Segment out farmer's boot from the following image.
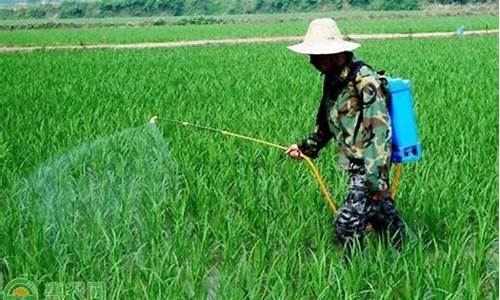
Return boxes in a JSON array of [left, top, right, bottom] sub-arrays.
[[368, 196, 406, 250]]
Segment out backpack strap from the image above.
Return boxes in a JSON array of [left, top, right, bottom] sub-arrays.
[[347, 60, 369, 84], [351, 63, 390, 146], [349, 60, 369, 144], [315, 60, 369, 140]]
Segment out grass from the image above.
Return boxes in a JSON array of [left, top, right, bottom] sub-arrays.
[[0, 15, 497, 47], [0, 35, 498, 298]]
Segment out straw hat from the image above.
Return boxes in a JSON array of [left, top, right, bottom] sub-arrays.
[[288, 18, 360, 55]]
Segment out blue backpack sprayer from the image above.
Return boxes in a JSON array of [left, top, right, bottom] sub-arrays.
[[386, 77, 422, 163], [346, 60, 422, 165], [380, 76, 422, 203]]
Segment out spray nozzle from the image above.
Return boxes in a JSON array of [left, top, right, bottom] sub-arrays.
[[150, 116, 159, 126]]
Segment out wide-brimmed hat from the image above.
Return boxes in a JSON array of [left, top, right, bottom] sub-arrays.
[[288, 18, 360, 55]]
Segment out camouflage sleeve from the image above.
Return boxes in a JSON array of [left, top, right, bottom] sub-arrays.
[[297, 124, 333, 158], [358, 75, 392, 193]]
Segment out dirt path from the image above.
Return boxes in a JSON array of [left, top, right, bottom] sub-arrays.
[[0, 29, 497, 53]]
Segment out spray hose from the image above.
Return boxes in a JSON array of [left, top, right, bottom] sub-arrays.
[[151, 116, 401, 216]]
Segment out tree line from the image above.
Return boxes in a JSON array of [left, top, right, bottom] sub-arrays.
[[0, 0, 493, 20]]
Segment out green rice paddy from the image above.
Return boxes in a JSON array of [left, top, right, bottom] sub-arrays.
[[0, 26, 498, 299], [0, 15, 497, 47]]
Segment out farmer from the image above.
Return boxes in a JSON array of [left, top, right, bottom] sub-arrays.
[[285, 18, 405, 251]]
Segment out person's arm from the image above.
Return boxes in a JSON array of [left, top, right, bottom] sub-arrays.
[[298, 74, 338, 158], [296, 123, 333, 159], [357, 75, 392, 198], [285, 121, 333, 160], [286, 77, 334, 160]]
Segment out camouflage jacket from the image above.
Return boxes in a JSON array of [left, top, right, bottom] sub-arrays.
[[297, 61, 392, 193]]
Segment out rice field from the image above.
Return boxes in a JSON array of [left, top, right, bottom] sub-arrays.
[[0, 15, 497, 47], [0, 10, 427, 26], [0, 31, 498, 298]]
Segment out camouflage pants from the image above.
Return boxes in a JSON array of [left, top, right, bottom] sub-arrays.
[[333, 164, 405, 251]]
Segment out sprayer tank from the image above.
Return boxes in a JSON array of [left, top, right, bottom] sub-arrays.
[[387, 77, 422, 163]]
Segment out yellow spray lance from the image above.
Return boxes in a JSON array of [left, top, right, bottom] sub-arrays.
[[150, 116, 402, 216]]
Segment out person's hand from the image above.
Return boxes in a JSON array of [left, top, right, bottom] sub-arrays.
[[370, 189, 390, 202], [285, 144, 304, 160]]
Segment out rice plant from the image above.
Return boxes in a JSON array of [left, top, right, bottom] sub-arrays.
[[0, 35, 498, 299]]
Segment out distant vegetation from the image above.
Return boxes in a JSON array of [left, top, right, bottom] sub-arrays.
[[0, 0, 496, 20], [1, 15, 498, 46]]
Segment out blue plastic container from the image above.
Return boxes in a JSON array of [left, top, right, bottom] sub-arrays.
[[387, 77, 422, 163]]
